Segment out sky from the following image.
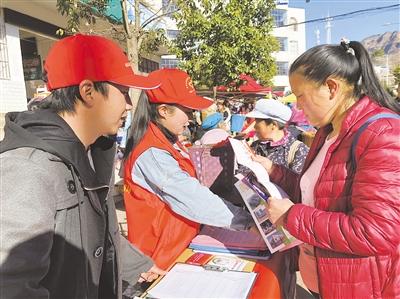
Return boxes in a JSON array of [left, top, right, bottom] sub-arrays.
[[288, 0, 400, 49]]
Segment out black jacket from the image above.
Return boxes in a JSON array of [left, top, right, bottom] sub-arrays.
[[0, 110, 152, 299]]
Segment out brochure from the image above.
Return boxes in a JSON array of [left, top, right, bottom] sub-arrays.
[[185, 252, 251, 272], [191, 226, 267, 250], [235, 173, 301, 253], [189, 225, 271, 260], [229, 138, 282, 198]]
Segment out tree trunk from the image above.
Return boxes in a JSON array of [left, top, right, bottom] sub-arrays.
[[121, 0, 142, 106]]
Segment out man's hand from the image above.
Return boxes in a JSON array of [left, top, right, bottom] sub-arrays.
[[266, 197, 294, 226], [138, 265, 167, 283]]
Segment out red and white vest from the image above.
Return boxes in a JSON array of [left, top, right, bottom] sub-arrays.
[[124, 122, 199, 269]]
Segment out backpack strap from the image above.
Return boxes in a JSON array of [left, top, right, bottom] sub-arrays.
[[288, 140, 302, 166], [350, 113, 400, 168]]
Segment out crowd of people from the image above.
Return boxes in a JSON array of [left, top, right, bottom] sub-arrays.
[[1, 33, 399, 299]]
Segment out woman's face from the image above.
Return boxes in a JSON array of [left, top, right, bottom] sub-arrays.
[[254, 119, 276, 141], [158, 104, 192, 136], [289, 72, 336, 128]]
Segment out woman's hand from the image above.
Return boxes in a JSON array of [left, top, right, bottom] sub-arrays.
[[266, 197, 294, 227], [138, 265, 167, 283], [252, 154, 273, 174]]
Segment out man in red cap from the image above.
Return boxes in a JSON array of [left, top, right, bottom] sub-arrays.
[[0, 34, 164, 299]]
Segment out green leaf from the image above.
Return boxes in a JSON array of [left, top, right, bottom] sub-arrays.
[[173, 0, 278, 88]]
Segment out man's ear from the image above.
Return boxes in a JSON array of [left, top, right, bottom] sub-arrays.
[[325, 78, 340, 100], [79, 80, 96, 107]]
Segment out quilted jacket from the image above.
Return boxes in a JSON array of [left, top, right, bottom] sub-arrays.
[[270, 96, 400, 298]]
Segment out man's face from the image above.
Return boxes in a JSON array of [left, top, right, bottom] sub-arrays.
[[92, 83, 132, 136]]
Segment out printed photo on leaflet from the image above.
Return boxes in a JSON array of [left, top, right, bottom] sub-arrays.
[[235, 172, 301, 253]]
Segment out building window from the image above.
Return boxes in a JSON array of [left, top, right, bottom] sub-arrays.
[[161, 58, 179, 69], [289, 17, 298, 31], [276, 62, 288, 76], [166, 29, 179, 40], [277, 37, 288, 52], [289, 40, 298, 55], [139, 57, 159, 73], [272, 9, 286, 27], [162, 0, 178, 16], [0, 10, 10, 80]]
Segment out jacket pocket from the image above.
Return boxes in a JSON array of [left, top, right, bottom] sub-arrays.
[[317, 255, 381, 299], [56, 179, 80, 210]]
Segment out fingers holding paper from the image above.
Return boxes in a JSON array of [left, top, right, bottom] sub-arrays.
[[266, 197, 294, 227]]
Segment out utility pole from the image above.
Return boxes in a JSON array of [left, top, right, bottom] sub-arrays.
[[325, 12, 332, 44], [315, 28, 320, 45], [386, 53, 389, 86]]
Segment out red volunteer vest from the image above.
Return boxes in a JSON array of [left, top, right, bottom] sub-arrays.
[[124, 122, 199, 269]]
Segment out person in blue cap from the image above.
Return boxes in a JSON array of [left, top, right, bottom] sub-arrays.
[[190, 112, 224, 142], [201, 112, 224, 130]]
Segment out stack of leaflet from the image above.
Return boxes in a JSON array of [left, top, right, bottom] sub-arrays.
[[189, 226, 271, 260]]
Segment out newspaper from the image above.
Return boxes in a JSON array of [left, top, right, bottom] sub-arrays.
[[228, 138, 301, 253], [235, 174, 301, 253], [229, 138, 282, 198]]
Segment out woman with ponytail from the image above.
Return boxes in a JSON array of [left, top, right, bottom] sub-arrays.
[[254, 40, 400, 298], [123, 69, 251, 271]]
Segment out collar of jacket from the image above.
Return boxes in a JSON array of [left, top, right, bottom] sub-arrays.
[[1, 109, 115, 190], [301, 96, 388, 175], [320, 96, 385, 154]]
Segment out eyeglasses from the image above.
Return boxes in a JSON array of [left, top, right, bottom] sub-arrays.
[[107, 82, 132, 105]]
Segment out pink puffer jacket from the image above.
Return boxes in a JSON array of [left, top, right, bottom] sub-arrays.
[[271, 96, 400, 298]]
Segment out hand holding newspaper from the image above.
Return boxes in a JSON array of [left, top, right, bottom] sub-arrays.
[[229, 138, 302, 253], [229, 138, 282, 198]]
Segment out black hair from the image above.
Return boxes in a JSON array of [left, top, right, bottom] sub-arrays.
[[39, 71, 109, 113], [289, 41, 400, 113], [123, 91, 178, 159]]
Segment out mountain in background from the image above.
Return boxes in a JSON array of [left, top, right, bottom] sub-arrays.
[[361, 31, 400, 68]]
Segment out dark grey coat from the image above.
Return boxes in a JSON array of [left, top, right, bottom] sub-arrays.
[[0, 111, 153, 298]]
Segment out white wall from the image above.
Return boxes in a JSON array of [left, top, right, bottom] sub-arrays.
[[0, 23, 27, 113], [272, 7, 305, 88]]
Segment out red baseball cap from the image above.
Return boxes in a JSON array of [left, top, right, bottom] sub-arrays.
[[145, 68, 213, 110], [44, 34, 160, 91]]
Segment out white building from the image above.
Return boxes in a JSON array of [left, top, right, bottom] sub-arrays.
[[156, 0, 305, 91], [0, 0, 165, 129], [271, 2, 306, 90], [0, 1, 71, 116], [0, 0, 305, 121]]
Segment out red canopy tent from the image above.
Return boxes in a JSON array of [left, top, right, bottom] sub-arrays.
[[217, 74, 272, 93]]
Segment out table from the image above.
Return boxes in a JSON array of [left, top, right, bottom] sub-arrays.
[[168, 249, 284, 299]]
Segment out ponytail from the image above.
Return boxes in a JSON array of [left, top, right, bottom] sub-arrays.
[[124, 91, 178, 160], [290, 41, 400, 113], [124, 91, 154, 159], [349, 41, 400, 113]]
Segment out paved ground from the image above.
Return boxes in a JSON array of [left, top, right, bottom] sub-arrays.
[[113, 190, 313, 299]]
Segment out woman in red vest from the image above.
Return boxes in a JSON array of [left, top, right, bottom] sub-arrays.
[[123, 69, 252, 270]]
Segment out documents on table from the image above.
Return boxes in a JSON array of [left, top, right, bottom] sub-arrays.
[[147, 263, 257, 299], [189, 226, 271, 260]]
